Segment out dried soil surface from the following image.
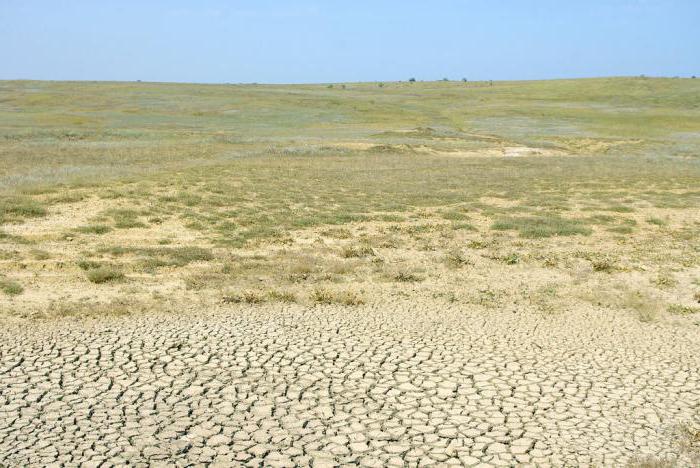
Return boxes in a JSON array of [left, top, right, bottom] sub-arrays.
[[1, 301, 698, 466]]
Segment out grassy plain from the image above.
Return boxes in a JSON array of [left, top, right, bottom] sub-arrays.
[[0, 77, 699, 320]]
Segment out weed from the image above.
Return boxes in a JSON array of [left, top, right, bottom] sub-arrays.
[[502, 253, 520, 265]]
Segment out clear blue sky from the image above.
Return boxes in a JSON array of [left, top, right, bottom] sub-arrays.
[[1, 0, 698, 83]]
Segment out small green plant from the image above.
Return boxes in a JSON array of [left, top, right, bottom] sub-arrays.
[[0, 278, 23, 296], [502, 253, 520, 265], [86, 266, 125, 284]]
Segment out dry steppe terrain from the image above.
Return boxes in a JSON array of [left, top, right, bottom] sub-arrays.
[[1, 78, 699, 466]]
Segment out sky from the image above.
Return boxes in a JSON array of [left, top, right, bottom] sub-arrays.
[[1, 0, 699, 84]]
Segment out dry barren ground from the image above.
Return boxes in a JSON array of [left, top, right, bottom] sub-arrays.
[[1, 301, 699, 466], [2, 78, 700, 466]]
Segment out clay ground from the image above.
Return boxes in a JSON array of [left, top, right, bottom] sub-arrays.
[[1, 78, 700, 466]]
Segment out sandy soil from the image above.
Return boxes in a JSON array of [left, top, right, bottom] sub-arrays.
[[1, 300, 698, 466]]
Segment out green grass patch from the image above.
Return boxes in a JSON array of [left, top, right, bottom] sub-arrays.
[[491, 215, 592, 238], [0, 197, 47, 224], [0, 278, 23, 296]]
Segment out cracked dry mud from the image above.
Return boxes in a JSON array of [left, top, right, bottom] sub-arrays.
[[1, 302, 699, 467]]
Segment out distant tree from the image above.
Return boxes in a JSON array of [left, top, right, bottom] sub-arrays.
[[442, 77, 449, 81], [692, 76, 697, 79], [378, 82, 384, 88], [462, 78, 468, 82], [327, 84, 334, 89], [408, 77, 416, 82]]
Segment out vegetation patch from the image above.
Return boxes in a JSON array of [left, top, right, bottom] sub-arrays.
[[76, 224, 111, 234], [668, 304, 700, 315], [310, 288, 365, 306], [491, 215, 592, 238], [86, 266, 125, 284], [0, 278, 23, 296], [0, 197, 47, 224]]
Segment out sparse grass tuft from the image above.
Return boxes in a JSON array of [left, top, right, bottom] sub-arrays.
[[0, 278, 23, 296], [591, 257, 617, 273], [86, 266, 125, 284], [668, 303, 700, 315], [310, 288, 365, 306], [391, 270, 423, 282], [646, 217, 668, 226], [444, 249, 472, 268], [0, 197, 47, 224], [491, 215, 591, 238], [222, 290, 266, 304], [76, 224, 111, 235], [341, 244, 375, 258]]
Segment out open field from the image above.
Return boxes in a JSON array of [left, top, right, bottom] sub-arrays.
[[1, 77, 700, 465]]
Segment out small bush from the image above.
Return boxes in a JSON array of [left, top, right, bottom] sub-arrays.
[[654, 274, 677, 289], [267, 289, 298, 303], [502, 253, 520, 265], [444, 249, 472, 268], [310, 288, 364, 306], [86, 267, 124, 284], [591, 257, 616, 273], [222, 290, 266, 304], [77, 259, 102, 270], [341, 244, 375, 258], [0, 278, 23, 296]]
